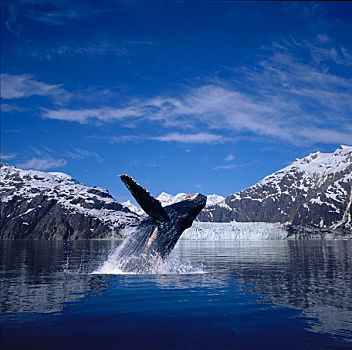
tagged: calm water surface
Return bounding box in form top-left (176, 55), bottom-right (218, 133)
top-left (0, 239), bottom-right (351, 349)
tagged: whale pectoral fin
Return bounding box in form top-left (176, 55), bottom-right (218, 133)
top-left (120, 174), bottom-right (169, 220)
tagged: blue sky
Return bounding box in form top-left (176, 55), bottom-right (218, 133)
top-left (1, 1), bottom-right (351, 201)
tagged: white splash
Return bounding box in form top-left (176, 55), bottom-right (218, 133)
top-left (92, 244), bottom-right (205, 275)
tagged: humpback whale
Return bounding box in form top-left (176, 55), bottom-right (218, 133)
top-left (116, 174), bottom-right (207, 272)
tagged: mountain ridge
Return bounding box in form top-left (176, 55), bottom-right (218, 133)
top-left (198, 145), bottom-right (352, 230)
top-left (1, 145), bottom-right (351, 239)
top-left (123, 192), bottom-right (225, 215)
top-left (0, 163), bottom-right (138, 239)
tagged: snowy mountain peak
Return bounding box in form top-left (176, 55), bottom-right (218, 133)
top-left (0, 163), bottom-right (138, 239)
top-left (198, 146), bottom-right (352, 230)
top-left (157, 192), bottom-right (188, 205)
top-left (263, 146), bottom-right (352, 181)
top-left (156, 192), bottom-right (225, 207)
top-left (205, 194), bottom-right (226, 206)
top-left (122, 191), bottom-right (225, 215)
top-left (338, 145), bottom-right (352, 151)
top-left (47, 172), bottom-right (75, 181)
top-left (334, 145), bottom-right (352, 156)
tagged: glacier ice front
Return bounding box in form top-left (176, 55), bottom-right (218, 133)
top-left (182, 222), bottom-right (288, 240)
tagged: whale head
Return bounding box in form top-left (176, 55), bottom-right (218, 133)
top-left (165, 193), bottom-right (207, 231)
top-left (150, 193), bottom-right (206, 255)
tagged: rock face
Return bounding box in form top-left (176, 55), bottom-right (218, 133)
top-left (0, 164), bottom-right (138, 239)
top-left (198, 146), bottom-right (352, 231)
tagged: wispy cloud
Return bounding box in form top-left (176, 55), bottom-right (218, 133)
top-left (0, 152), bottom-right (17, 161)
top-left (8, 35), bottom-right (351, 147)
top-left (304, 35), bottom-right (352, 66)
top-left (11, 147), bottom-right (99, 170)
top-left (66, 148), bottom-right (102, 163)
top-left (41, 41), bottom-right (352, 145)
top-left (0, 103), bottom-right (25, 112)
top-left (214, 160), bottom-right (259, 171)
top-left (213, 164), bottom-right (235, 171)
top-left (19, 39), bottom-right (154, 60)
top-left (106, 135), bottom-right (142, 143)
top-left (317, 34), bottom-right (330, 44)
top-left (299, 127), bottom-right (352, 145)
top-left (41, 83), bottom-right (351, 145)
top-left (3, 0), bottom-right (105, 32)
top-left (3, 129), bottom-right (21, 133)
top-left (42, 85), bottom-right (289, 136)
top-left (1, 74), bottom-right (125, 108)
top-left (43, 106), bottom-right (141, 123)
top-left (224, 154), bottom-right (235, 162)
top-left (17, 157), bottom-right (67, 171)
top-left (99, 133), bottom-right (227, 144)
top-left (22, 42), bottom-right (127, 60)
top-left (151, 132), bottom-right (227, 144)
top-left (0, 74), bottom-right (69, 102)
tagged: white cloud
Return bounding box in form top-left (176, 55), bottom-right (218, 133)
top-left (224, 154), bottom-right (235, 162)
top-left (92, 135), bottom-right (142, 144)
top-left (302, 38), bottom-right (352, 66)
top-left (17, 157), bottom-right (67, 170)
top-left (93, 133), bottom-right (228, 144)
top-left (20, 39), bottom-right (153, 61)
top-left (3, 129), bottom-right (20, 133)
top-left (42, 52), bottom-right (351, 145)
top-left (10, 36), bottom-right (351, 147)
top-left (214, 160), bottom-right (258, 171)
top-left (36, 43), bottom-right (128, 58)
top-left (0, 103), bottom-right (24, 112)
top-left (0, 74), bottom-right (69, 102)
top-left (151, 132), bottom-right (227, 144)
top-left (43, 106), bottom-right (142, 123)
top-left (299, 128), bottom-right (352, 145)
top-left (317, 34), bottom-right (330, 44)
top-left (0, 152), bottom-right (17, 161)
top-left (3, 0), bottom-right (104, 29)
top-left (214, 164), bottom-right (235, 171)
top-left (66, 148), bottom-right (102, 162)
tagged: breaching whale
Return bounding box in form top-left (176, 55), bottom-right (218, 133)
top-left (115, 174), bottom-right (207, 272)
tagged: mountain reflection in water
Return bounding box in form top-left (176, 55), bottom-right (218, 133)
top-left (0, 239), bottom-right (351, 348)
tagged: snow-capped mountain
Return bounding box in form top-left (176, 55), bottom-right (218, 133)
top-left (123, 192), bottom-right (225, 215)
top-left (1, 145), bottom-right (350, 240)
top-left (0, 163), bottom-right (138, 239)
top-left (198, 146), bottom-right (352, 230)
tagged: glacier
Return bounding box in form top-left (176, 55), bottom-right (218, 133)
top-left (181, 222), bottom-right (288, 240)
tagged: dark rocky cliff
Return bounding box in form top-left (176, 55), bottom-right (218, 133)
top-left (0, 164), bottom-right (139, 239)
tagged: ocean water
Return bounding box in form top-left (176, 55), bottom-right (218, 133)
top-left (0, 239), bottom-right (351, 349)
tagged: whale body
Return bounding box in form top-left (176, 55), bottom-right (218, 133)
top-left (116, 174), bottom-right (207, 272)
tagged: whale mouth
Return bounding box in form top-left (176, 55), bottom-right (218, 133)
top-left (182, 193), bottom-right (207, 217)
